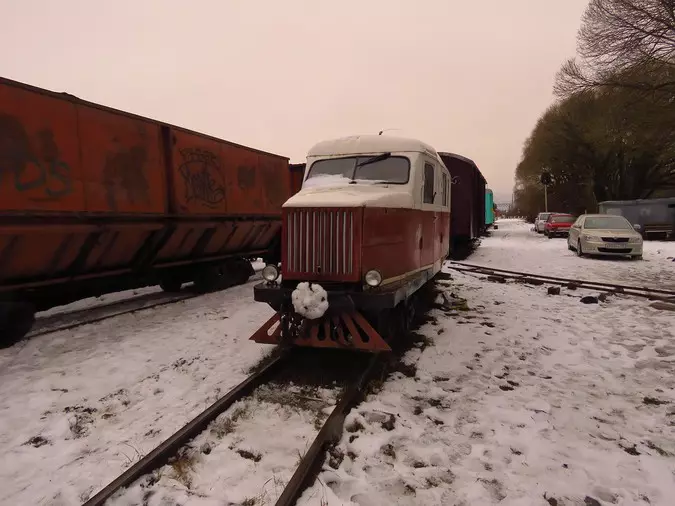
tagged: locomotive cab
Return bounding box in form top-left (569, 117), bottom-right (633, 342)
top-left (250, 135), bottom-right (451, 352)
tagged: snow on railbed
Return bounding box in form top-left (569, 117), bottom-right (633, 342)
top-left (108, 382), bottom-right (341, 506)
top-left (299, 265), bottom-right (675, 505)
top-left (35, 260), bottom-right (266, 319)
top-left (0, 277), bottom-right (275, 506)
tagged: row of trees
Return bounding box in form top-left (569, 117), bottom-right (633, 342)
top-left (512, 0), bottom-right (675, 220)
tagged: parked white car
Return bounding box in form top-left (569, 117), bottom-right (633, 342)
top-left (567, 214), bottom-right (643, 259)
top-left (534, 212), bottom-right (553, 233)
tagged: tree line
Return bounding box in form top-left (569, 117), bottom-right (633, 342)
top-left (511, 0), bottom-right (674, 220)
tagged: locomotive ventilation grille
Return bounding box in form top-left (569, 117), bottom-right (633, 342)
top-left (285, 208), bottom-right (355, 276)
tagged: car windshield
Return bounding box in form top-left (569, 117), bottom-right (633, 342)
top-left (305, 155), bottom-right (410, 185)
top-left (584, 216), bottom-right (633, 230)
top-left (551, 215), bottom-right (575, 223)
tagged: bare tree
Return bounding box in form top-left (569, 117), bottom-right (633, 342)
top-left (555, 0), bottom-right (675, 97)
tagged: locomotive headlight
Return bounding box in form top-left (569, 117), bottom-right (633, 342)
top-left (365, 269), bottom-right (382, 287)
top-left (262, 264), bottom-right (280, 282)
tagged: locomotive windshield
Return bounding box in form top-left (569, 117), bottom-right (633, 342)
top-left (305, 155), bottom-right (410, 185)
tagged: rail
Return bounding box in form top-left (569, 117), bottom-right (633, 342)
top-left (448, 261), bottom-right (675, 299)
top-left (274, 353), bottom-right (382, 506)
top-left (81, 351), bottom-right (382, 506)
top-left (29, 268), bottom-right (264, 338)
top-left (28, 293), bottom-right (197, 338)
top-left (82, 352), bottom-right (289, 506)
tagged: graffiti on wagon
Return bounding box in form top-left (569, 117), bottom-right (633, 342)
top-left (178, 148), bottom-right (225, 208)
top-left (0, 115), bottom-right (73, 199)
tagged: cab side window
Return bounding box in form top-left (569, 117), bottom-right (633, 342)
top-left (423, 163), bottom-right (435, 204)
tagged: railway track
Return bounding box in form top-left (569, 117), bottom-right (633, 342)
top-left (28, 269), bottom-right (264, 338)
top-left (448, 261), bottom-right (675, 300)
top-left (82, 350), bottom-right (382, 506)
top-left (28, 292), bottom-right (197, 338)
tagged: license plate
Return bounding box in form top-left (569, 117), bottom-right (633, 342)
top-left (603, 242), bottom-right (627, 249)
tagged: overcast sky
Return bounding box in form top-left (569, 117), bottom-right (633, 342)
top-left (2, 0), bottom-right (589, 202)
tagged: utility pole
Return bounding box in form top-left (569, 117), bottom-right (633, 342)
top-left (544, 185), bottom-right (548, 212)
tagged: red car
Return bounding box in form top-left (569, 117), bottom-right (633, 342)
top-left (545, 213), bottom-right (576, 238)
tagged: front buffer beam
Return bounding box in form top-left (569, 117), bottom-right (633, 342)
top-left (249, 310), bottom-right (391, 352)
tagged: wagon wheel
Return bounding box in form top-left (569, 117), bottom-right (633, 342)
top-left (367, 302), bottom-right (409, 350)
top-left (193, 265), bottom-right (231, 293)
top-left (159, 277), bottom-right (183, 293)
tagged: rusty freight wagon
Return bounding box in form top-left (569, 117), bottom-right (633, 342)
top-left (0, 76), bottom-right (298, 346)
top-left (438, 152), bottom-right (487, 253)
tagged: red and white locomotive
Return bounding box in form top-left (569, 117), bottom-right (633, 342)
top-left (250, 135), bottom-right (451, 352)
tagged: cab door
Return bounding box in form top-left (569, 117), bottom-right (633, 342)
top-left (421, 162), bottom-right (436, 268)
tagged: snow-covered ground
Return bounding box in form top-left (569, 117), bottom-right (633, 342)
top-left (0, 277), bottom-right (276, 506)
top-left (300, 260), bottom-right (675, 505)
top-left (3, 226), bottom-right (675, 505)
top-left (109, 381), bottom-right (342, 506)
top-left (468, 219), bottom-right (675, 289)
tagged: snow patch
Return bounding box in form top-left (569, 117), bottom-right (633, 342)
top-left (292, 282), bottom-right (329, 320)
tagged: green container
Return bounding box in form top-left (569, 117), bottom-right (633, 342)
top-left (485, 188), bottom-right (494, 226)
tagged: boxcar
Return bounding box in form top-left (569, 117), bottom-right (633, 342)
top-left (438, 152), bottom-right (487, 250)
top-left (599, 198), bottom-right (675, 240)
top-left (0, 76), bottom-right (297, 345)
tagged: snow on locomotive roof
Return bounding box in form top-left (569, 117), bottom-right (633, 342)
top-left (308, 135), bottom-right (440, 158)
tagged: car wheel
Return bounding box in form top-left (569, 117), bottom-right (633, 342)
top-left (576, 240), bottom-right (584, 257)
top-left (547, 232), bottom-right (553, 239)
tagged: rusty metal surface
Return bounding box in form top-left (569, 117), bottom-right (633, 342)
top-left (0, 75), bottom-right (289, 162)
top-left (77, 104), bottom-right (166, 214)
top-left (250, 310), bottom-right (391, 352)
top-left (274, 352), bottom-right (382, 506)
top-left (0, 81), bottom-right (84, 212)
top-left (81, 352), bottom-right (289, 506)
top-left (0, 75), bottom-right (298, 293)
top-left (171, 129), bottom-right (291, 217)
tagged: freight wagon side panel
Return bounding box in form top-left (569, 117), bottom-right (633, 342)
top-left (160, 129), bottom-right (289, 262)
top-left (77, 105), bottom-right (166, 214)
top-left (0, 81), bottom-right (168, 284)
top-left (170, 129), bottom-right (290, 216)
top-left (0, 81), bottom-right (85, 212)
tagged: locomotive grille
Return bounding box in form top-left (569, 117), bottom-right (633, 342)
top-left (284, 208), bottom-right (356, 278)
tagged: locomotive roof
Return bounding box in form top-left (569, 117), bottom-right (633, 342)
top-left (308, 135), bottom-right (440, 158)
